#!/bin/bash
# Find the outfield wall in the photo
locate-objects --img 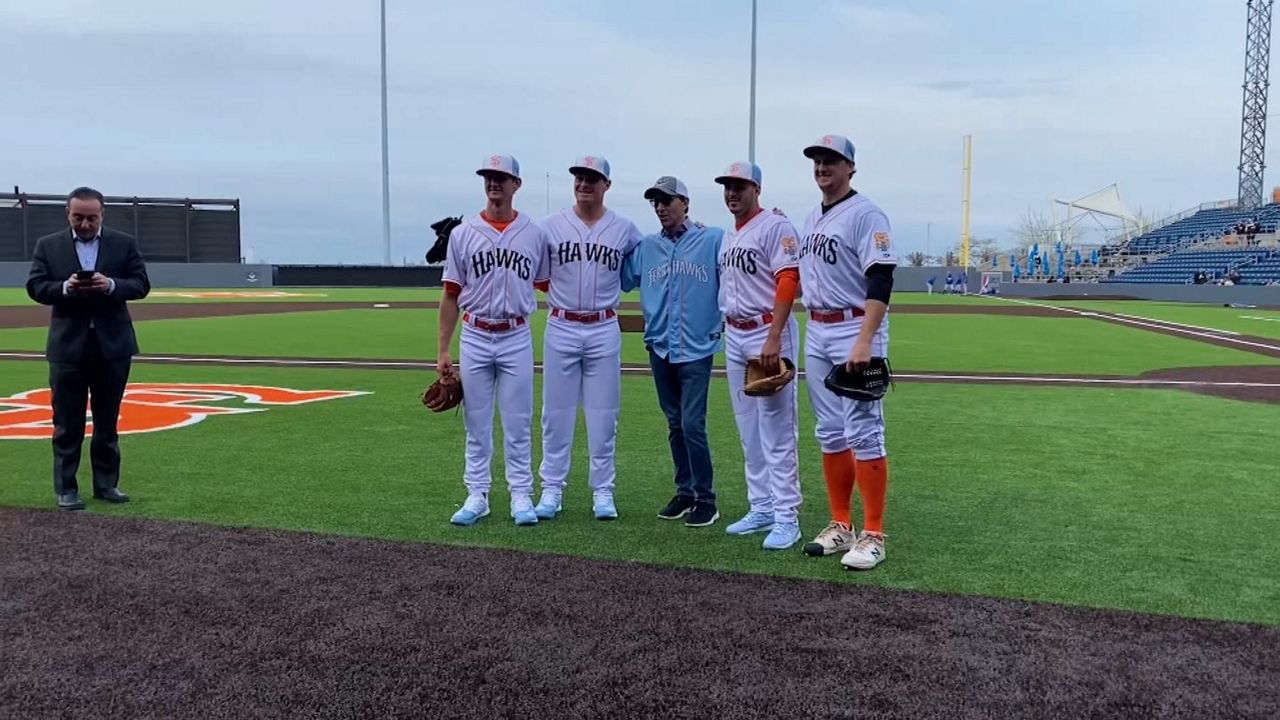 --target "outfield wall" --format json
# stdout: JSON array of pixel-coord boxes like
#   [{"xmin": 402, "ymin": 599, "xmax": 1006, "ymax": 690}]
[{"xmin": 0, "ymin": 262, "xmax": 273, "ymax": 288}]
